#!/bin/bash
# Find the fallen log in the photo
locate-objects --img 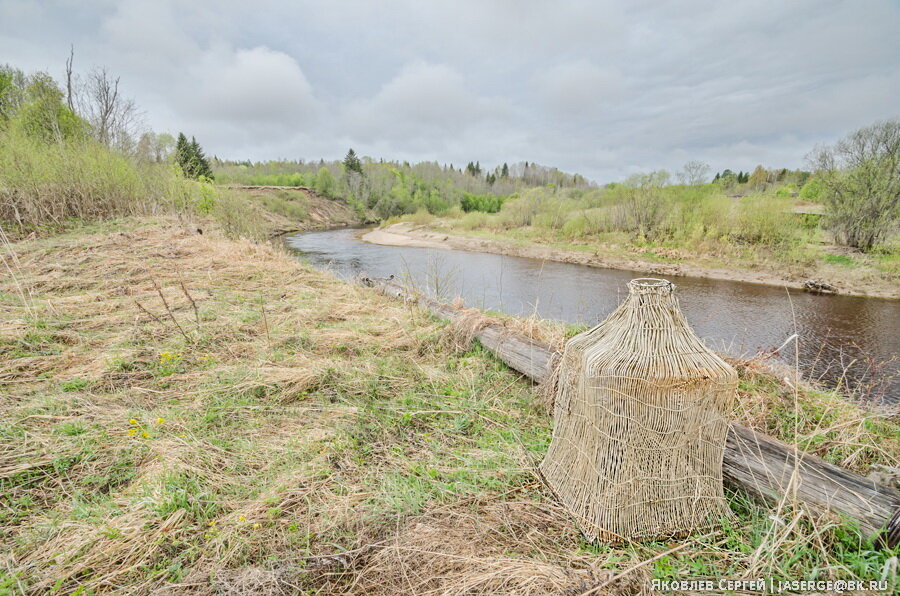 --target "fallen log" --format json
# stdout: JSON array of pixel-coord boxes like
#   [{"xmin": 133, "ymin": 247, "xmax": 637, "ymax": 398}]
[{"xmin": 360, "ymin": 276, "xmax": 900, "ymax": 546}]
